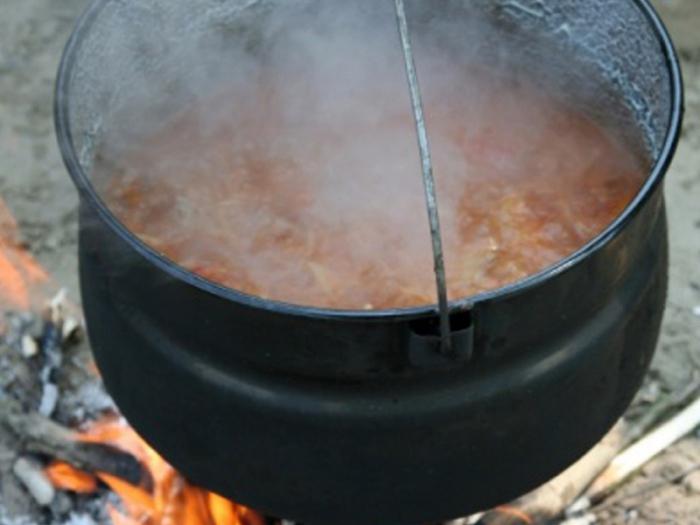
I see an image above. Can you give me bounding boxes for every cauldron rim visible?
[54,0,684,321]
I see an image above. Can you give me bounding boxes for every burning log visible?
[43,416,268,525]
[1,295,261,524]
[0,396,147,487]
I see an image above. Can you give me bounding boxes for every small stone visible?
[560,513,597,525]
[63,513,97,525]
[46,288,68,326]
[566,497,592,517]
[625,508,640,522]
[638,380,661,404]
[61,317,82,343]
[683,470,700,494]
[13,457,55,507]
[20,335,38,358]
[74,381,115,415]
[50,491,73,516]
[38,383,59,417]
[693,305,700,317]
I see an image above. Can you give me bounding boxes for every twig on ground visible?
[623,373,700,447]
[592,463,700,513]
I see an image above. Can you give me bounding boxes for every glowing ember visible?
[45,461,98,494]
[494,505,534,524]
[47,416,264,525]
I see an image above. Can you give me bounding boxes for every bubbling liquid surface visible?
[96,69,647,310]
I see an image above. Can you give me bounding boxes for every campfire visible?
[47,417,264,525]
[0,194,263,525]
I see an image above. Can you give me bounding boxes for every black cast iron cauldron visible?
[55,1,683,524]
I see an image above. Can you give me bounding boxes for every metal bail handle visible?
[393,0,452,354]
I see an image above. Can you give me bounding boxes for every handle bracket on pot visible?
[406,309,474,369]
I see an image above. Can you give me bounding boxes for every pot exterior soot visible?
[56,1,684,524]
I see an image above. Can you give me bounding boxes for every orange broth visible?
[97,72,646,309]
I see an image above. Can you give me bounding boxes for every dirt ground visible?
[0,1,698,524]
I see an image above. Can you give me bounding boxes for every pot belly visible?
[77,198,667,525]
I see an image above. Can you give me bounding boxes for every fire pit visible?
[55,1,683,524]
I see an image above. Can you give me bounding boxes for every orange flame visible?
[47,416,264,525]
[45,461,98,494]
[0,168,259,525]
[0,199,49,309]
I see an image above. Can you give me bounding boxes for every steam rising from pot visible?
[89,1,650,309]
